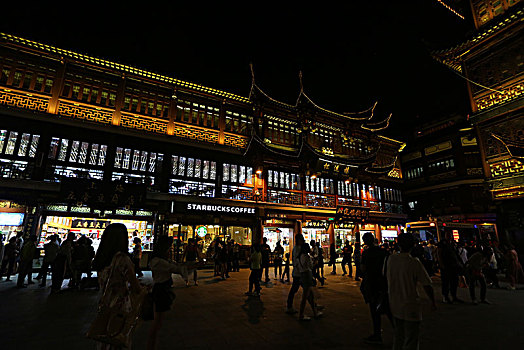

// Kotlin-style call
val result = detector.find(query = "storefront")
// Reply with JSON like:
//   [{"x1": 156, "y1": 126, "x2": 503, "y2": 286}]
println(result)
[
  {"x1": 263, "y1": 218, "x2": 293, "y2": 255},
  {"x1": 39, "y1": 205, "x2": 154, "y2": 253},
  {"x1": 302, "y1": 220, "x2": 331, "y2": 250},
  {"x1": 0, "y1": 200, "x2": 27, "y2": 242},
  {"x1": 334, "y1": 223, "x2": 356, "y2": 248},
  {"x1": 166, "y1": 200, "x2": 257, "y2": 261}
]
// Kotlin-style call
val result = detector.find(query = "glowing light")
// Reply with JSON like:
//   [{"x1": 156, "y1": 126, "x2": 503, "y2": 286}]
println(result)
[{"x1": 436, "y1": 0, "x2": 465, "y2": 20}]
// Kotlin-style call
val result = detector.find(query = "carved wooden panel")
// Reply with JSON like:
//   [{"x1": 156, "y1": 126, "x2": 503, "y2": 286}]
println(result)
[
  {"x1": 0, "y1": 89, "x2": 49, "y2": 112},
  {"x1": 120, "y1": 113, "x2": 167, "y2": 134},
  {"x1": 57, "y1": 100, "x2": 112, "y2": 124}
]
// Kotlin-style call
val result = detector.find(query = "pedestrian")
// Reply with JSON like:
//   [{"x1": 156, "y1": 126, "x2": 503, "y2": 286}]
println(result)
[
  {"x1": 132, "y1": 237, "x2": 143, "y2": 277},
  {"x1": 281, "y1": 252, "x2": 290, "y2": 282},
  {"x1": 465, "y1": 247, "x2": 491, "y2": 305},
  {"x1": 457, "y1": 242, "x2": 468, "y2": 265},
  {"x1": 297, "y1": 243, "x2": 322, "y2": 321},
  {"x1": 37, "y1": 234, "x2": 59, "y2": 287},
  {"x1": 0, "y1": 237, "x2": 18, "y2": 281},
  {"x1": 354, "y1": 242, "x2": 362, "y2": 281},
  {"x1": 16, "y1": 234, "x2": 38, "y2": 288},
  {"x1": 386, "y1": 232, "x2": 436, "y2": 350},
  {"x1": 360, "y1": 232, "x2": 393, "y2": 345},
  {"x1": 261, "y1": 237, "x2": 271, "y2": 283},
  {"x1": 273, "y1": 240, "x2": 284, "y2": 279},
  {"x1": 504, "y1": 245, "x2": 524, "y2": 290},
  {"x1": 90, "y1": 223, "x2": 143, "y2": 349},
  {"x1": 286, "y1": 233, "x2": 305, "y2": 314},
  {"x1": 317, "y1": 241, "x2": 325, "y2": 280},
  {"x1": 329, "y1": 242, "x2": 337, "y2": 274},
  {"x1": 51, "y1": 232, "x2": 75, "y2": 293},
  {"x1": 341, "y1": 241, "x2": 353, "y2": 277},
  {"x1": 437, "y1": 231, "x2": 465, "y2": 304},
  {"x1": 216, "y1": 238, "x2": 228, "y2": 279},
  {"x1": 232, "y1": 240, "x2": 240, "y2": 272},
  {"x1": 483, "y1": 247, "x2": 500, "y2": 288},
  {"x1": 71, "y1": 235, "x2": 93, "y2": 288},
  {"x1": 182, "y1": 238, "x2": 202, "y2": 286},
  {"x1": 245, "y1": 243, "x2": 262, "y2": 297},
  {"x1": 147, "y1": 235, "x2": 179, "y2": 350},
  {"x1": 309, "y1": 240, "x2": 324, "y2": 286}
]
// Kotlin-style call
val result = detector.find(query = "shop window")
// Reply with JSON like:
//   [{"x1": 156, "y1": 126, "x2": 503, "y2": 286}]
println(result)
[
  {"x1": 168, "y1": 179, "x2": 216, "y2": 197},
  {"x1": 306, "y1": 176, "x2": 334, "y2": 194}
]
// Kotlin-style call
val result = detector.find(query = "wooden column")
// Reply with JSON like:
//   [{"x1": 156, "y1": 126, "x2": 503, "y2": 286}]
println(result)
[
  {"x1": 47, "y1": 61, "x2": 67, "y2": 115},
  {"x1": 111, "y1": 74, "x2": 126, "y2": 126}
]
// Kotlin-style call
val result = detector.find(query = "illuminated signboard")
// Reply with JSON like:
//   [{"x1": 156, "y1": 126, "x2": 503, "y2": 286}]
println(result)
[
  {"x1": 0, "y1": 212, "x2": 25, "y2": 226},
  {"x1": 452, "y1": 229, "x2": 460, "y2": 241},
  {"x1": 186, "y1": 203, "x2": 255, "y2": 214},
  {"x1": 71, "y1": 219, "x2": 110, "y2": 229},
  {"x1": 336, "y1": 205, "x2": 370, "y2": 221}
]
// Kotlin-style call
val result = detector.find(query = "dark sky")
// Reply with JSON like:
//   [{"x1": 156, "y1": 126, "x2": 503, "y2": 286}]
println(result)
[{"x1": 1, "y1": 2, "x2": 473, "y2": 140}]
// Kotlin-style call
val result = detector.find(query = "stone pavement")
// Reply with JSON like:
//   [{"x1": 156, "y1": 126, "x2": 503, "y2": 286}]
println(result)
[{"x1": 0, "y1": 268, "x2": 523, "y2": 350}]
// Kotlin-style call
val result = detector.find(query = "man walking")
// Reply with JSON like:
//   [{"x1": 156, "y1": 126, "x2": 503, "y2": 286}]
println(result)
[
  {"x1": 360, "y1": 233, "x2": 393, "y2": 345},
  {"x1": 341, "y1": 241, "x2": 353, "y2": 277},
  {"x1": 437, "y1": 231, "x2": 464, "y2": 304},
  {"x1": 286, "y1": 233, "x2": 317, "y2": 314},
  {"x1": 387, "y1": 232, "x2": 436, "y2": 350}
]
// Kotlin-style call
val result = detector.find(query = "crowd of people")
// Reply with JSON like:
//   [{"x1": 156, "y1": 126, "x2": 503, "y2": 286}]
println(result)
[{"x1": 2, "y1": 226, "x2": 524, "y2": 350}]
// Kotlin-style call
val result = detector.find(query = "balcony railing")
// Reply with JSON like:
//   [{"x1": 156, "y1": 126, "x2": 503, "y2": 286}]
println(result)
[{"x1": 267, "y1": 189, "x2": 303, "y2": 205}]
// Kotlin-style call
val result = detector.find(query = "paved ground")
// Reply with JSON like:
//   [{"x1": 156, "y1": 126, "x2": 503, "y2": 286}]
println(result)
[{"x1": 0, "y1": 268, "x2": 523, "y2": 350}]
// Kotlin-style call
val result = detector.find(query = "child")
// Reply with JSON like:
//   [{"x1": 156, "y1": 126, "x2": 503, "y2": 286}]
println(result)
[
  {"x1": 281, "y1": 252, "x2": 290, "y2": 283},
  {"x1": 245, "y1": 244, "x2": 262, "y2": 297}
]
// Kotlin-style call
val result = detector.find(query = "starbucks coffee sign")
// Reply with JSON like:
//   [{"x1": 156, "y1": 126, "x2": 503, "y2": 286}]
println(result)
[{"x1": 186, "y1": 203, "x2": 255, "y2": 214}]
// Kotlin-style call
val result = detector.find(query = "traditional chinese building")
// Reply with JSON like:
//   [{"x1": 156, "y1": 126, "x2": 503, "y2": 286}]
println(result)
[
  {"x1": 432, "y1": 0, "x2": 524, "y2": 247},
  {"x1": 0, "y1": 32, "x2": 405, "y2": 258}
]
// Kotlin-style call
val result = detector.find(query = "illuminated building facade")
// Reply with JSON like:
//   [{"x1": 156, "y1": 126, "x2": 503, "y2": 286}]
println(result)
[
  {"x1": 401, "y1": 114, "x2": 496, "y2": 242},
  {"x1": 433, "y1": 0, "x2": 523, "y2": 246},
  {"x1": 0, "y1": 33, "x2": 405, "y2": 257}
]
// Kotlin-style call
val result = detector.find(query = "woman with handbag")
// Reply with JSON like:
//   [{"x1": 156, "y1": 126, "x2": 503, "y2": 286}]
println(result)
[
  {"x1": 89, "y1": 223, "x2": 144, "y2": 349},
  {"x1": 147, "y1": 236, "x2": 178, "y2": 350}
]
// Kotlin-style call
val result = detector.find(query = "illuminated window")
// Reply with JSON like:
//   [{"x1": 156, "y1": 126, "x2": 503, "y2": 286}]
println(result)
[
  {"x1": 132, "y1": 150, "x2": 140, "y2": 170},
  {"x1": 17, "y1": 133, "x2": 30, "y2": 156},
  {"x1": 210, "y1": 161, "x2": 216, "y2": 180},
  {"x1": 98, "y1": 145, "x2": 107, "y2": 166},
  {"x1": 69, "y1": 141, "x2": 80, "y2": 162},
  {"x1": 5, "y1": 131, "x2": 18, "y2": 155},
  {"x1": 223, "y1": 163, "x2": 230, "y2": 182},
  {"x1": 149, "y1": 152, "x2": 158, "y2": 172},
  {"x1": 89, "y1": 144, "x2": 99, "y2": 165},
  {"x1": 122, "y1": 148, "x2": 131, "y2": 169},
  {"x1": 194, "y1": 159, "x2": 201, "y2": 178},
  {"x1": 28, "y1": 135, "x2": 39, "y2": 158},
  {"x1": 48, "y1": 137, "x2": 59, "y2": 159},
  {"x1": 172, "y1": 156, "x2": 179, "y2": 175},
  {"x1": 140, "y1": 151, "x2": 148, "y2": 171},
  {"x1": 114, "y1": 147, "x2": 123, "y2": 168},
  {"x1": 187, "y1": 158, "x2": 195, "y2": 177},
  {"x1": 78, "y1": 142, "x2": 89, "y2": 163},
  {"x1": 178, "y1": 156, "x2": 186, "y2": 176},
  {"x1": 0, "y1": 68, "x2": 10, "y2": 84}
]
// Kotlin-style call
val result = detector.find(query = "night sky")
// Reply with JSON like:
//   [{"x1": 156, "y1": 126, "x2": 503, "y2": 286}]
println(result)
[{"x1": 1, "y1": 2, "x2": 474, "y2": 140}]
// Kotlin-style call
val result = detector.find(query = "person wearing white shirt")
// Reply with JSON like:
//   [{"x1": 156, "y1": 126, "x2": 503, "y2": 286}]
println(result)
[{"x1": 387, "y1": 233, "x2": 436, "y2": 350}]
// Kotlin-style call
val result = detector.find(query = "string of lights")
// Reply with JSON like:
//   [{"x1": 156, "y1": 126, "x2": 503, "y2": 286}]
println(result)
[{"x1": 436, "y1": 0, "x2": 465, "y2": 20}]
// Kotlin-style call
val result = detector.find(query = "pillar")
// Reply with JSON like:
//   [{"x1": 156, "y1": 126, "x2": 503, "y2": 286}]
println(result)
[{"x1": 375, "y1": 224, "x2": 382, "y2": 244}]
